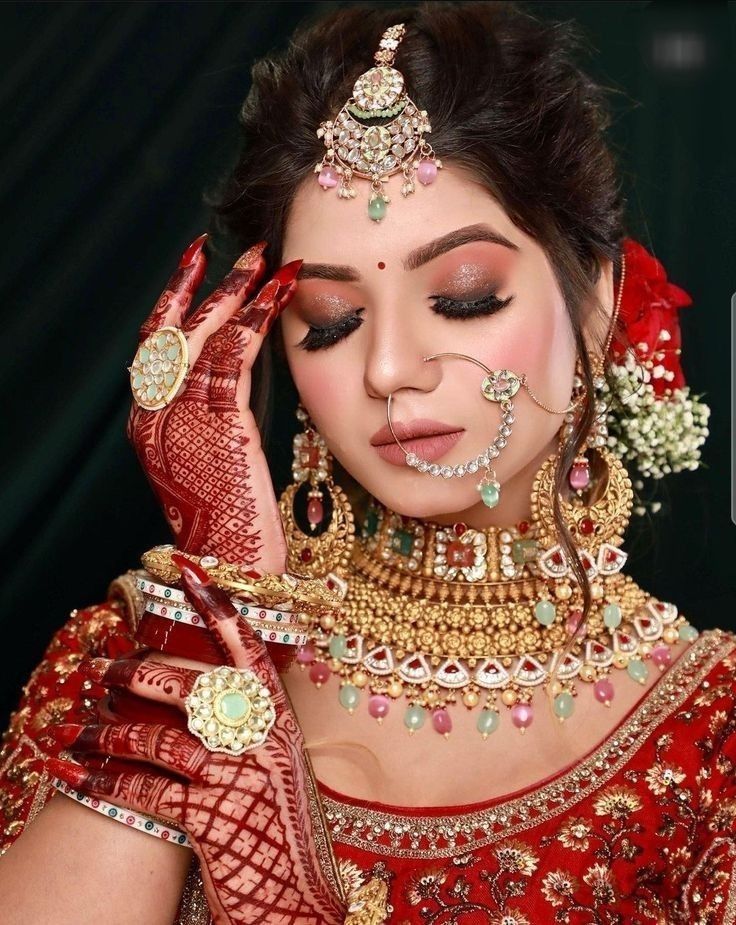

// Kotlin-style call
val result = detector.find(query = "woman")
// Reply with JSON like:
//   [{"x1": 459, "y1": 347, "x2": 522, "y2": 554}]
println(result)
[{"x1": 0, "y1": 3, "x2": 729, "y2": 923}]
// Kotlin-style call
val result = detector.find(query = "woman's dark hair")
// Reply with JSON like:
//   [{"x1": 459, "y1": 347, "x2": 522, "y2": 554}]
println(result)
[{"x1": 206, "y1": 0, "x2": 631, "y2": 684}]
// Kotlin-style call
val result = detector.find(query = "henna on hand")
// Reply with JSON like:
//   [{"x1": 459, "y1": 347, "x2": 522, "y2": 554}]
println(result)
[
  {"x1": 127, "y1": 240, "x2": 302, "y2": 573},
  {"x1": 48, "y1": 570, "x2": 346, "y2": 924}
]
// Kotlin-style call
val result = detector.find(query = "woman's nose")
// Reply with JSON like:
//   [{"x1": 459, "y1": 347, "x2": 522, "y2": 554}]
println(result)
[{"x1": 362, "y1": 306, "x2": 440, "y2": 401}]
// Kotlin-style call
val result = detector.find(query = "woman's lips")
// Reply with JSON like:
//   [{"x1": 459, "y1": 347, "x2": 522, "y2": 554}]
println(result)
[{"x1": 374, "y1": 431, "x2": 465, "y2": 466}]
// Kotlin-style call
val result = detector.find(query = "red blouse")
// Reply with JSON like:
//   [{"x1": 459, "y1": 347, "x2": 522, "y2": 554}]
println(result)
[
  {"x1": 1, "y1": 594, "x2": 735, "y2": 925},
  {"x1": 318, "y1": 628, "x2": 736, "y2": 924}
]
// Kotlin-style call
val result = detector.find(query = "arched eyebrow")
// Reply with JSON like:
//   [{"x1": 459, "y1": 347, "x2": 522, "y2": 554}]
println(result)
[{"x1": 296, "y1": 223, "x2": 519, "y2": 282}]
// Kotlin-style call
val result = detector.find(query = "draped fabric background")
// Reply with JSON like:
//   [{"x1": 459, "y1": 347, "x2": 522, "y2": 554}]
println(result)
[{"x1": 0, "y1": 1, "x2": 733, "y2": 728}]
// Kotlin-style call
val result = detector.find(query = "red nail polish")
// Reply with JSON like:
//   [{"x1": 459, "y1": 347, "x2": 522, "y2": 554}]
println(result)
[
  {"x1": 179, "y1": 233, "x2": 208, "y2": 268},
  {"x1": 47, "y1": 757, "x2": 90, "y2": 789},
  {"x1": 232, "y1": 240, "x2": 268, "y2": 271},
  {"x1": 272, "y1": 258, "x2": 303, "y2": 287},
  {"x1": 46, "y1": 724, "x2": 85, "y2": 747},
  {"x1": 172, "y1": 553, "x2": 210, "y2": 586},
  {"x1": 78, "y1": 657, "x2": 112, "y2": 683}
]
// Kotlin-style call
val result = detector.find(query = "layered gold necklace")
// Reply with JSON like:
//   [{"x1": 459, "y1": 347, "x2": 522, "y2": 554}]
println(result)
[{"x1": 290, "y1": 448, "x2": 700, "y2": 738}]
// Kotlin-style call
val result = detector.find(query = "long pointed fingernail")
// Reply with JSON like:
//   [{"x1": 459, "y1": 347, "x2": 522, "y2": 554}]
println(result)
[
  {"x1": 233, "y1": 240, "x2": 268, "y2": 270},
  {"x1": 47, "y1": 757, "x2": 90, "y2": 789},
  {"x1": 179, "y1": 233, "x2": 208, "y2": 268},
  {"x1": 78, "y1": 657, "x2": 113, "y2": 683},
  {"x1": 273, "y1": 259, "x2": 303, "y2": 294},
  {"x1": 44, "y1": 723, "x2": 85, "y2": 748},
  {"x1": 172, "y1": 553, "x2": 211, "y2": 586}
]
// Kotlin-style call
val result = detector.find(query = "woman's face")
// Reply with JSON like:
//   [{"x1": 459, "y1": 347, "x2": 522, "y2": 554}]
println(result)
[{"x1": 280, "y1": 165, "x2": 612, "y2": 526}]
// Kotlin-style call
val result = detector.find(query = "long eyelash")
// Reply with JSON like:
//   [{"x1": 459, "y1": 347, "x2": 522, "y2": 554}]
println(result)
[
  {"x1": 431, "y1": 291, "x2": 514, "y2": 319},
  {"x1": 296, "y1": 308, "x2": 365, "y2": 352}
]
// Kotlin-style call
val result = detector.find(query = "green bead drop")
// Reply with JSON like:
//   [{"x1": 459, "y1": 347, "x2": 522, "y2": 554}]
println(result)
[
  {"x1": 553, "y1": 691, "x2": 575, "y2": 720},
  {"x1": 534, "y1": 599, "x2": 556, "y2": 626},
  {"x1": 404, "y1": 705, "x2": 426, "y2": 732},
  {"x1": 679, "y1": 624, "x2": 699, "y2": 642},
  {"x1": 329, "y1": 634, "x2": 347, "y2": 659},
  {"x1": 139, "y1": 347, "x2": 150, "y2": 362},
  {"x1": 167, "y1": 343, "x2": 180, "y2": 360},
  {"x1": 338, "y1": 685, "x2": 360, "y2": 712},
  {"x1": 368, "y1": 196, "x2": 387, "y2": 222},
  {"x1": 476, "y1": 709, "x2": 500, "y2": 737},
  {"x1": 146, "y1": 382, "x2": 158, "y2": 400},
  {"x1": 133, "y1": 372, "x2": 144, "y2": 389},
  {"x1": 480, "y1": 482, "x2": 500, "y2": 508},
  {"x1": 603, "y1": 603, "x2": 622, "y2": 629},
  {"x1": 627, "y1": 658, "x2": 649, "y2": 684}
]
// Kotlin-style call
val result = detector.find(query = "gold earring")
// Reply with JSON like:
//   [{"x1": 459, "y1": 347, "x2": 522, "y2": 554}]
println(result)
[{"x1": 279, "y1": 405, "x2": 356, "y2": 580}]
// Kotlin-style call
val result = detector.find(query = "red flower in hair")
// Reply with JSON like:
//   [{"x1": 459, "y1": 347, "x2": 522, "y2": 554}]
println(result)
[{"x1": 610, "y1": 238, "x2": 693, "y2": 397}]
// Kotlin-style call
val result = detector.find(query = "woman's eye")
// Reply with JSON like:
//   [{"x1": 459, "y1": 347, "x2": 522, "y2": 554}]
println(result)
[
  {"x1": 295, "y1": 309, "x2": 365, "y2": 352},
  {"x1": 430, "y1": 290, "x2": 514, "y2": 319}
]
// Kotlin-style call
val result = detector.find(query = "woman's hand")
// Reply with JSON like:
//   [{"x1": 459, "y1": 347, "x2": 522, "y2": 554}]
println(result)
[
  {"x1": 128, "y1": 235, "x2": 300, "y2": 573},
  {"x1": 48, "y1": 557, "x2": 346, "y2": 925}
]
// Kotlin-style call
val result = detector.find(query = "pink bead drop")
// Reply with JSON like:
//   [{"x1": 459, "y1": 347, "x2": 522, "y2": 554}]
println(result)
[
  {"x1": 307, "y1": 497, "x2": 324, "y2": 527},
  {"x1": 368, "y1": 694, "x2": 390, "y2": 721},
  {"x1": 431, "y1": 708, "x2": 453, "y2": 736},
  {"x1": 594, "y1": 677, "x2": 615, "y2": 705},
  {"x1": 569, "y1": 463, "x2": 590, "y2": 490},
  {"x1": 296, "y1": 644, "x2": 316, "y2": 665},
  {"x1": 309, "y1": 662, "x2": 331, "y2": 687},
  {"x1": 651, "y1": 643, "x2": 672, "y2": 669},
  {"x1": 417, "y1": 159, "x2": 438, "y2": 185},
  {"x1": 511, "y1": 703, "x2": 534, "y2": 731},
  {"x1": 565, "y1": 609, "x2": 586, "y2": 638},
  {"x1": 317, "y1": 166, "x2": 339, "y2": 189}
]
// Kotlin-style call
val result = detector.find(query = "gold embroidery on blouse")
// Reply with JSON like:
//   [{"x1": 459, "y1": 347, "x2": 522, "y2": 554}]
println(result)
[{"x1": 322, "y1": 630, "x2": 735, "y2": 859}]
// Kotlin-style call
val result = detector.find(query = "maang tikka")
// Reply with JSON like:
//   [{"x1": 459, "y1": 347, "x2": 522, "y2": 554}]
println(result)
[
  {"x1": 387, "y1": 355, "x2": 582, "y2": 509},
  {"x1": 314, "y1": 22, "x2": 442, "y2": 222}
]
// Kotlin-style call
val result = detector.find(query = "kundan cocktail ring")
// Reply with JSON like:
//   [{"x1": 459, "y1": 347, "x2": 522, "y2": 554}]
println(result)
[
  {"x1": 185, "y1": 666, "x2": 277, "y2": 755},
  {"x1": 129, "y1": 326, "x2": 189, "y2": 411}
]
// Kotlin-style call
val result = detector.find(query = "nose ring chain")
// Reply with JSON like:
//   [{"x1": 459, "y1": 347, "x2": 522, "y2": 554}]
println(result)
[{"x1": 386, "y1": 353, "x2": 580, "y2": 508}]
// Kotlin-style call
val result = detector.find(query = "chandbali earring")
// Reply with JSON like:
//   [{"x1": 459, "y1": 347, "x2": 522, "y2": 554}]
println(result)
[
  {"x1": 386, "y1": 353, "x2": 582, "y2": 509},
  {"x1": 278, "y1": 404, "x2": 356, "y2": 582}
]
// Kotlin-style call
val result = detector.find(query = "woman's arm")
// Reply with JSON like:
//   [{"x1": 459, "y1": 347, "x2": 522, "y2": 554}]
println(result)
[{"x1": 0, "y1": 796, "x2": 192, "y2": 925}]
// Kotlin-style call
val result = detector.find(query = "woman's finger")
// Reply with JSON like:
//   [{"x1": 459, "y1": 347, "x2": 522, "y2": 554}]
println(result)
[
  {"x1": 139, "y1": 233, "x2": 208, "y2": 340},
  {"x1": 171, "y1": 556, "x2": 267, "y2": 672},
  {"x1": 47, "y1": 757, "x2": 186, "y2": 825},
  {"x1": 48, "y1": 723, "x2": 210, "y2": 783},
  {"x1": 79, "y1": 657, "x2": 201, "y2": 709},
  {"x1": 180, "y1": 241, "x2": 268, "y2": 356},
  {"x1": 187, "y1": 258, "x2": 302, "y2": 412}
]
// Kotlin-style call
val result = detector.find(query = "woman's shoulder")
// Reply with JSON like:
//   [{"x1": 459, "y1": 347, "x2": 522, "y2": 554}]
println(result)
[{"x1": 0, "y1": 573, "x2": 140, "y2": 854}]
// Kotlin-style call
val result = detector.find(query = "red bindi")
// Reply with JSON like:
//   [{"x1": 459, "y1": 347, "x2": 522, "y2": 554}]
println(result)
[{"x1": 377, "y1": 261, "x2": 386, "y2": 270}]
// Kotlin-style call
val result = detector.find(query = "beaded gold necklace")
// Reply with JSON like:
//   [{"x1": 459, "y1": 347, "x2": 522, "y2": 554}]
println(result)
[{"x1": 296, "y1": 496, "x2": 699, "y2": 738}]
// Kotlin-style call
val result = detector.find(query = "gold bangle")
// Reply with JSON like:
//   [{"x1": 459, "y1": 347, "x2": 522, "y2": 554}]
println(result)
[{"x1": 140, "y1": 546, "x2": 344, "y2": 618}]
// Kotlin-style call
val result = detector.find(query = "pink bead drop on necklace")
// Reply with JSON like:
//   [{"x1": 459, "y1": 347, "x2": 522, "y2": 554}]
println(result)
[
  {"x1": 511, "y1": 702, "x2": 533, "y2": 732},
  {"x1": 565, "y1": 609, "x2": 586, "y2": 638},
  {"x1": 651, "y1": 643, "x2": 672, "y2": 669},
  {"x1": 594, "y1": 677, "x2": 615, "y2": 706},
  {"x1": 431, "y1": 708, "x2": 453, "y2": 736},
  {"x1": 417, "y1": 159, "x2": 437, "y2": 185},
  {"x1": 309, "y1": 662, "x2": 331, "y2": 687},
  {"x1": 307, "y1": 496, "x2": 324, "y2": 527},
  {"x1": 317, "y1": 165, "x2": 339, "y2": 189},
  {"x1": 368, "y1": 694, "x2": 390, "y2": 722},
  {"x1": 569, "y1": 462, "x2": 590, "y2": 491},
  {"x1": 296, "y1": 644, "x2": 316, "y2": 666}
]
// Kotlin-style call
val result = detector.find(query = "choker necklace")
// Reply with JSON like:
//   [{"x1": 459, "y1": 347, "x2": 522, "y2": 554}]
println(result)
[{"x1": 295, "y1": 450, "x2": 700, "y2": 738}]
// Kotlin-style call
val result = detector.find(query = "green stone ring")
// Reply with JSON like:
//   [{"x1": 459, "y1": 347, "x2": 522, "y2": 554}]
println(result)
[
  {"x1": 185, "y1": 666, "x2": 277, "y2": 755},
  {"x1": 129, "y1": 326, "x2": 189, "y2": 411}
]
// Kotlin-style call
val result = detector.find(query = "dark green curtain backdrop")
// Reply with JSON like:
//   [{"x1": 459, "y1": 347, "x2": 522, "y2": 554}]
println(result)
[{"x1": 0, "y1": 1, "x2": 733, "y2": 728}]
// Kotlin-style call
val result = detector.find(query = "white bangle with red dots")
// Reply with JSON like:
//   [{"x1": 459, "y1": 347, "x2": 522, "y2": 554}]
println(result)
[{"x1": 52, "y1": 778, "x2": 191, "y2": 847}]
